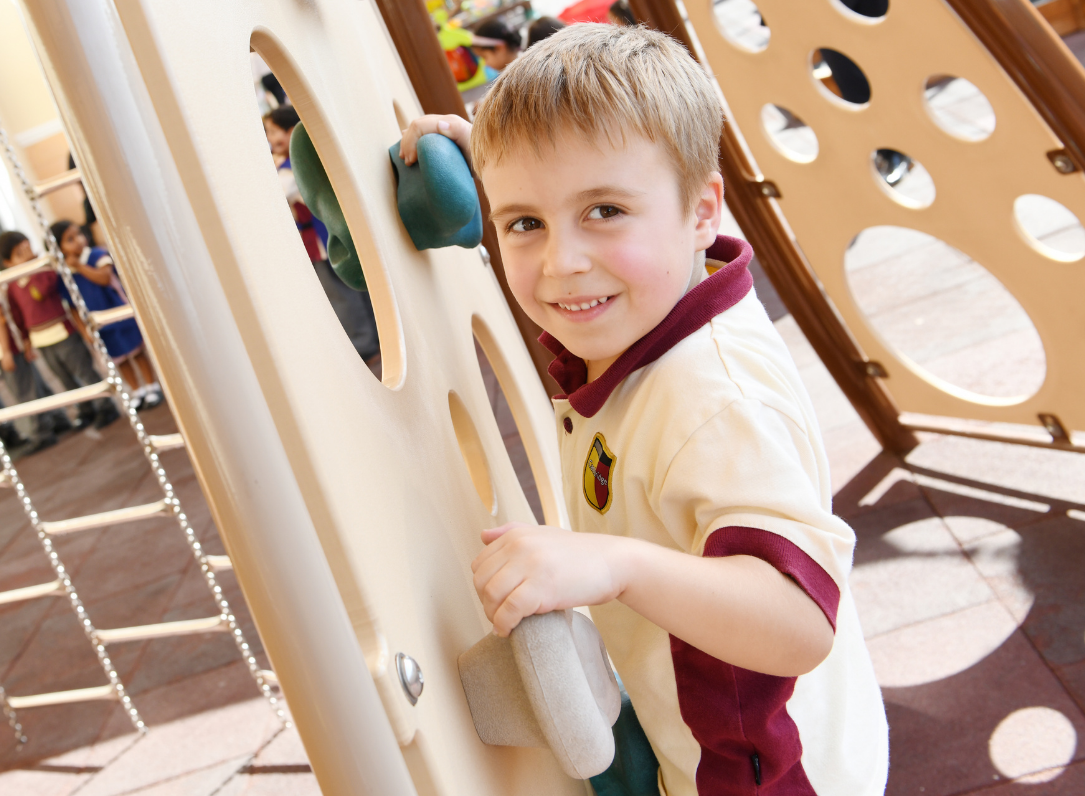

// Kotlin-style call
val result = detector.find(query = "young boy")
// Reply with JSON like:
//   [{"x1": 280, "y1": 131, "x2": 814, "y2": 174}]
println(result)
[
  {"x1": 0, "y1": 231, "x2": 118, "y2": 430},
  {"x1": 401, "y1": 24, "x2": 887, "y2": 796}
]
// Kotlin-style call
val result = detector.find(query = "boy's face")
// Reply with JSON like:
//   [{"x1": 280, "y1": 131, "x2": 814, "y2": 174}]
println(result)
[
  {"x1": 482, "y1": 133, "x2": 722, "y2": 377},
  {"x1": 2, "y1": 240, "x2": 35, "y2": 268}
]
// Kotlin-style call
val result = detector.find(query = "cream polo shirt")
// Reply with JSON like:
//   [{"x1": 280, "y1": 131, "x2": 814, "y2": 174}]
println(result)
[{"x1": 540, "y1": 237, "x2": 887, "y2": 796}]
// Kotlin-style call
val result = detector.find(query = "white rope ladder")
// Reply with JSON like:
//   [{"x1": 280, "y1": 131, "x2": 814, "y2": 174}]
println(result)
[{"x1": 0, "y1": 124, "x2": 286, "y2": 745}]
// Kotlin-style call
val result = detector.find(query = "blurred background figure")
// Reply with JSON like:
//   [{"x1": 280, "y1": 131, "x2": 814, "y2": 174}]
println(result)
[
  {"x1": 526, "y1": 16, "x2": 566, "y2": 48},
  {"x1": 471, "y1": 18, "x2": 523, "y2": 73},
  {"x1": 50, "y1": 219, "x2": 164, "y2": 410},
  {"x1": 607, "y1": 0, "x2": 636, "y2": 26},
  {"x1": 262, "y1": 106, "x2": 381, "y2": 364}
]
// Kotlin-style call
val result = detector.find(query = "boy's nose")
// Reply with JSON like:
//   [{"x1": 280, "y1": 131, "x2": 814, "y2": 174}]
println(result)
[{"x1": 541, "y1": 232, "x2": 591, "y2": 278}]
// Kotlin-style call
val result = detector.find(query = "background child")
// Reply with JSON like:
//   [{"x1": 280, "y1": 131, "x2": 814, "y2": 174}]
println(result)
[
  {"x1": 0, "y1": 231, "x2": 118, "y2": 430},
  {"x1": 50, "y1": 220, "x2": 163, "y2": 410},
  {"x1": 401, "y1": 24, "x2": 887, "y2": 796},
  {"x1": 263, "y1": 106, "x2": 381, "y2": 364}
]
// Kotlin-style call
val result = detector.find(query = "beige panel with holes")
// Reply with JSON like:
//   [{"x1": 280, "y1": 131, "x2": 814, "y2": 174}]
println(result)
[
  {"x1": 688, "y1": 0, "x2": 1084, "y2": 435},
  {"x1": 113, "y1": 0, "x2": 578, "y2": 793}
]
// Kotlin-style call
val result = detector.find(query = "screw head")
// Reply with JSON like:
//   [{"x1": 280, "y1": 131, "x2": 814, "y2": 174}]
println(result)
[
  {"x1": 1053, "y1": 154, "x2": 1076, "y2": 174},
  {"x1": 396, "y1": 652, "x2": 424, "y2": 705}
]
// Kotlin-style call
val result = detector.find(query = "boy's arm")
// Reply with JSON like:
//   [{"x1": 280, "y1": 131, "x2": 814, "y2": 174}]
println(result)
[
  {"x1": 473, "y1": 525, "x2": 833, "y2": 678},
  {"x1": 474, "y1": 399, "x2": 850, "y2": 679}
]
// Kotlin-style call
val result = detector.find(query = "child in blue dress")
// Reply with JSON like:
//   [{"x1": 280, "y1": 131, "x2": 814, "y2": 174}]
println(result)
[{"x1": 50, "y1": 221, "x2": 163, "y2": 410}]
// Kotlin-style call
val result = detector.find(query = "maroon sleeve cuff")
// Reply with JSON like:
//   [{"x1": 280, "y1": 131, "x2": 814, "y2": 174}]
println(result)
[{"x1": 704, "y1": 526, "x2": 841, "y2": 631}]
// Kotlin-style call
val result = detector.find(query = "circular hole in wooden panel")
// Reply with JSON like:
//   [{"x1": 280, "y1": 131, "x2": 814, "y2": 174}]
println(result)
[
  {"x1": 870, "y1": 149, "x2": 935, "y2": 209},
  {"x1": 828, "y1": 0, "x2": 889, "y2": 21},
  {"x1": 448, "y1": 390, "x2": 496, "y2": 515},
  {"x1": 761, "y1": 104, "x2": 819, "y2": 163},
  {"x1": 251, "y1": 31, "x2": 406, "y2": 389},
  {"x1": 923, "y1": 75, "x2": 996, "y2": 142},
  {"x1": 712, "y1": 0, "x2": 770, "y2": 53},
  {"x1": 845, "y1": 226, "x2": 1046, "y2": 400},
  {"x1": 473, "y1": 316, "x2": 561, "y2": 525},
  {"x1": 1013, "y1": 194, "x2": 1085, "y2": 262},
  {"x1": 811, "y1": 48, "x2": 870, "y2": 107},
  {"x1": 828, "y1": 0, "x2": 888, "y2": 22}
]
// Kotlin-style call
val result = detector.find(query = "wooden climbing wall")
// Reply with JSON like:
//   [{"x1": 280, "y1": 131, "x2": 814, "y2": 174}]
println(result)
[{"x1": 676, "y1": 0, "x2": 1084, "y2": 441}]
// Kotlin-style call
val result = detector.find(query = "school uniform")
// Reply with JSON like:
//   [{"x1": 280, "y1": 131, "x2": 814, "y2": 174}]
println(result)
[
  {"x1": 60, "y1": 247, "x2": 144, "y2": 360},
  {"x1": 543, "y1": 236, "x2": 888, "y2": 796}
]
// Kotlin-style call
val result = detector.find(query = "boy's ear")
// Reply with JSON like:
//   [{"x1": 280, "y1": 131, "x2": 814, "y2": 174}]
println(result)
[{"x1": 692, "y1": 172, "x2": 724, "y2": 251}]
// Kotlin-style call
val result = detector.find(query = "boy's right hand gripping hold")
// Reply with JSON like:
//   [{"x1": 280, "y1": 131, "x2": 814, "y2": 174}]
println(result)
[{"x1": 399, "y1": 115, "x2": 473, "y2": 169}]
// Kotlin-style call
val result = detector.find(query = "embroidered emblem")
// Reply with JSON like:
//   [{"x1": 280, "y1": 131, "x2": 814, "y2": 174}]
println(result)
[{"x1": 583, "y1": 432, "x2": 616, "y2": 514}]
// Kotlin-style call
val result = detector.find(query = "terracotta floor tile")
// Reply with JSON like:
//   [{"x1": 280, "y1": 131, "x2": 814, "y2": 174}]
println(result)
[
  {"x1": 75, "y1": 698, "x2": 275, "y2": 796},
  {"x1": 883, "y1": 630, "x2": 1085, "y2": 796},
  {"x1": 959, "y1": 760, "x2": 1085, "y2": 795},
  {"x1": 851, "y1": 514, "x2": 996, "y2": 638},
  {"x1": 0, "y1": 766, "x2": 90, "y2": 796},
  {"x1": 122, "y1": 754, "x2": 249, "y2": 795},
  {"x1": 866, "y1": 601, "x2": 1019, "y2": 689},
  {"x1": 216, "y1": 770, "x2": 322, "y2": 796}
]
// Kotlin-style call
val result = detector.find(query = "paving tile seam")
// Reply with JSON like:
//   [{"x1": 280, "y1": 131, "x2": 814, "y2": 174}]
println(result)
[
  {"x1": 944, "y1": 759, "x2": 1085, "y2": 795},
  {"x1": 861, "y1": 597, "x2": 1009, "y2": 643},
  {"x1": 84, "y1": 752, "x2": 253, "y2": 796},
  {"x1": 206, "y1": 725, "x2": 288, "y2": 796}
]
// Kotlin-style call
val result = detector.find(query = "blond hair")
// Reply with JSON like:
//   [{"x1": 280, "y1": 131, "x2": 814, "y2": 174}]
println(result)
[{"x1": 471, "y1": 23, "x2": 722, "y2": 209}]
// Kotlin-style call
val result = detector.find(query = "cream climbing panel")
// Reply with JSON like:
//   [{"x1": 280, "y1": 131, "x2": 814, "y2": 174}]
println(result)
[{"x1": 73, "y1": 0, "x2": 582, "y2": 793}]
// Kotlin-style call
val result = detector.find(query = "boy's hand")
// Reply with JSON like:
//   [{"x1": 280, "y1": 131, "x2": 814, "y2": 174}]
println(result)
[
  {"x1": 471, "y1": 523, "x2": 627, "y2": 636},
  {"x1": 23, "y1": 347, "x2": 36, "y2": 362},
  {"x1": 399, "y1": 114, "x2": 473, "y2": 170}
]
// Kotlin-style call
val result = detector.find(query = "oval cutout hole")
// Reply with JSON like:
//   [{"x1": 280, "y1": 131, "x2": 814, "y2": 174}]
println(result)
[
  {"x1": 846, "y1": 226, "x2": 1046, "y2": 401},
  {"x1": 923, "y1": 75, "x2": 996, "y2": 142},
  {"x1": 1013, "y1": 194, "x2": 1085, "y2": 262},
  {"x1": 712, "y1": 0, "x2": 770, "y2": 53},
  {"x1": 761, "y1": 104, "x2": 819, "y2": 163},
  {"x1": 812, "y1": 48, "x2": 870, "y2": 107},
  {"x1": 871, "y1": 149, "x2": 935, "y2": 209},
  {"x1": 473, "y1": 315, "x2": 561, "y2": 525},
  {"x1": 448, "y1": 390, "x2": 496, "y2": 515},
  {"x1": 251, "y1": 30, "x2": 407, "y2": 389},
  {"x1": 829, "y1": 0, "x2": 888, "y2": 21}
]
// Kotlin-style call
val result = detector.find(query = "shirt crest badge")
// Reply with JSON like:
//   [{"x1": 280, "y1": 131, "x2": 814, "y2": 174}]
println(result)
[{"x1": 583, "y1": 432, "x2": 616, "y2": 514}]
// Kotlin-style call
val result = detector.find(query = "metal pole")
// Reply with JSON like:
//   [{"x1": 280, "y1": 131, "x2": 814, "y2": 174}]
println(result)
[{"x1": 14, "y1": 1, "x2": 417, "y2": 793}]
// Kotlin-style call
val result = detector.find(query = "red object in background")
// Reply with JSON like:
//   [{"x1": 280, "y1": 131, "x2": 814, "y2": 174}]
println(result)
[
  {"x1": 558, "y1": 0, "x2": 613, "y2": 24},
  {"x1": 446, "y1": 45, "x2": 479, "y2": 83}
]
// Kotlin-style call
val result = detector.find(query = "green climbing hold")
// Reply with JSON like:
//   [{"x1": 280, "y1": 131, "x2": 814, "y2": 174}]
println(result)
[
  {"x1": 289, "y1": 122, "x2": 367, "y2": 291},
  {"x1": 389, "y1": 134, "x2": 483, "y2": 251}
]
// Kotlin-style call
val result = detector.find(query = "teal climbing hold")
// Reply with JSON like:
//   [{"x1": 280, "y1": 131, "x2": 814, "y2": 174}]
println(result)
[
  {"x1": 389, "y1": 134, "x2": 483, "y2": 251},
  {"x1": 589, "y1": 678, "x2": 661, "y2": 796},
  {"x1": 289, "y1": 122, "x2": 367, "y2": 291}
]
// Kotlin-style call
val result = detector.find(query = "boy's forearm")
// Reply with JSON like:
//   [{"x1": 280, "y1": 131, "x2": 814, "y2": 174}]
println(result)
[{"x1": 611, "y1": 538, "x2": 834, "y2": 677}]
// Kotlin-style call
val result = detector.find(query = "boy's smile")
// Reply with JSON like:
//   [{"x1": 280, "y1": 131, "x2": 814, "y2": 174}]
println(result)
[{"x1": 482, "y1": 133, "x2": 722, "y2": 382}]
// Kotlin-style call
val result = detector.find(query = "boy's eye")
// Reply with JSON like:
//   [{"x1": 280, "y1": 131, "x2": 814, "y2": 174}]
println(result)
[
  {"x1": 587, "y1": 205, "x2": 621, "y2": 220},
  {"x1": 509, "y1": 217, "x2": 543, "y2": 233}
]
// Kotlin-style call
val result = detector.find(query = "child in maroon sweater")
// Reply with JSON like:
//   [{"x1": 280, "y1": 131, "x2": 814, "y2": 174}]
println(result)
[{"x1": 0, "y1": 231, "x2": 118, "y2": 430}]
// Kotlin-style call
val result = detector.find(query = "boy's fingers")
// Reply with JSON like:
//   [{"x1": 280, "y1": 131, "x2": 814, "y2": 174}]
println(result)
[
  {"x1": 480, "y1": 523, "x2": 516, "y2": 545},
  {"x1": 491, "y1": 583, "x2": 542, "y2": 637}
]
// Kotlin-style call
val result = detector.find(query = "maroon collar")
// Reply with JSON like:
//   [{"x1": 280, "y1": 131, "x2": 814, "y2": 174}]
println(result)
[{"x1": 540, "y1": 235, "x2": 754, "y2": 418}]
